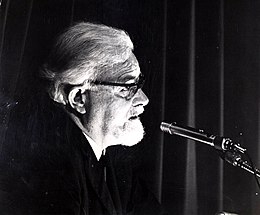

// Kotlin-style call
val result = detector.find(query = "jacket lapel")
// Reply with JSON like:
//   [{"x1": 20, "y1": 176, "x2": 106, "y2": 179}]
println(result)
[{"x1": 79, "y1": 133, "x2": 117, "y2": 215}]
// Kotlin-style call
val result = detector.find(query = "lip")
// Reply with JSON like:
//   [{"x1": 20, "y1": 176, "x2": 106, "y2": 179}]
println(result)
[
  {"x1": 128, "y1": 107, "x2": 144, "y2": 120},
  {"x1": 129, "y1": 115, "x2": 140, "y2": 121}
]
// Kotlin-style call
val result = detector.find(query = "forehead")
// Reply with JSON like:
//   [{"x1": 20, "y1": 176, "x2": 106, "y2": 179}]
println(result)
[{"x1": 101, "y1": 53, "x2": 141, "y2": 82}]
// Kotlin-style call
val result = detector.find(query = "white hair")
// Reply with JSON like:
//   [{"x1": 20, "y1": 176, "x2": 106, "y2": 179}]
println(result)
[{"x1": 40, "y1": 22, "x2": 134, "y2": 104}]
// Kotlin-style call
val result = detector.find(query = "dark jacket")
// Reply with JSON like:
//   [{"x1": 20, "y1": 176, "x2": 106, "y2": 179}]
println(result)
[{"x1": 0, "y1": 95, "x2": 164, "y2": 215}]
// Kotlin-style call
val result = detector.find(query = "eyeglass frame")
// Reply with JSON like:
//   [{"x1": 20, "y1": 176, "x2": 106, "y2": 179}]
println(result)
[{"x1": 91, "y1": 73, "x2": 145, "y2": 100}]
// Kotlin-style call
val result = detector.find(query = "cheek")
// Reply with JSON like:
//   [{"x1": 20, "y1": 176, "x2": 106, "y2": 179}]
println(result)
[{"x1": 106, "y1": 100, "x2": 132, "y2": 124}]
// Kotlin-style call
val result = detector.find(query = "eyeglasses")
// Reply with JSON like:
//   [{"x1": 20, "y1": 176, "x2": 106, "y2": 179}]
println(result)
[{"x1": 92, "y1": 73, "x2": 145, "y2": 100}]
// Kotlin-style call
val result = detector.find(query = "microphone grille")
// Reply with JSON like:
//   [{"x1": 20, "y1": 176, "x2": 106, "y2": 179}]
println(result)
[{"x1": 160, "y1": 122, "x2": 171, "y2": 133}]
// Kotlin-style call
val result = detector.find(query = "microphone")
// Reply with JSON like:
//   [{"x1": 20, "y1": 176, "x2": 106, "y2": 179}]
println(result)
[
  {"x1": 160, "y1": 122, "x2": 260, "y2": 180},
  {"x1": 160, "y1": 122, "x2": 246, "y2": 153}
]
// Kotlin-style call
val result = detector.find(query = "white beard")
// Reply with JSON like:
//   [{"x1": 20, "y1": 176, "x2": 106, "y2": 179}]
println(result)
[
  {"x1": 104, "y1": 118, "x2": 145, "y2": 148},
  {"x1": 120, "y1": 118, "x2": 145, "y2": 146}
]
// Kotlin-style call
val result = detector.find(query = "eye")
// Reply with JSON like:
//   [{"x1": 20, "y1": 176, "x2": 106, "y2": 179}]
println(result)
[
  {"x1": 119, "y1": 86, "x2": 129, "y2": 92},
  {"x1": 118, "y1": 87, "x2": 130, "y2": 96}
]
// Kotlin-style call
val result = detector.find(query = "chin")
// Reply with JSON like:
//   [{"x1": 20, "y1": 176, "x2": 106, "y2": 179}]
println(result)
[
  {"x1": 120, "y1": 118, "x2": 145, "y2": 146},
  {"x1": 109, "y1": 118, "x2": 145, "y2": 147}
]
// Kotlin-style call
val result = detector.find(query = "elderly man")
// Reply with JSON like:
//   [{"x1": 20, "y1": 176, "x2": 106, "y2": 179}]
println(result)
[
  {"x1": 0, "y1": 22, "x2": 164, "y2": 214},
  {"x1": 42, "y1": 22, "x2": 149, "y2": 157}
]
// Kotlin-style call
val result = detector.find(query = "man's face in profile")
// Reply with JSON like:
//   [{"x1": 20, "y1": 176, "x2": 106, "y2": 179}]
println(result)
[{"x1": 84, "y1": 54, "x2": 149, "y2": 148}]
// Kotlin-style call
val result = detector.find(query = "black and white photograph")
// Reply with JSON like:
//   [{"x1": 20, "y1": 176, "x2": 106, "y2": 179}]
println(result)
[{"x1": 0, "y1": 0, "x2": 260, "y2": 214}]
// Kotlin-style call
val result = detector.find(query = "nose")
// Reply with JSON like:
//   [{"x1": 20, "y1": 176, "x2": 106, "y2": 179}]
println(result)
[{"x1": 132, "y1": 89, "x2": 149, "y2": 106}]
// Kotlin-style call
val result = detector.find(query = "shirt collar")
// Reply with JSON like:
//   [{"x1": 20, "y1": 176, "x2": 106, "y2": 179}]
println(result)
[{"x1": 83, "y1": 132, "x2": 103, "y2": 161}]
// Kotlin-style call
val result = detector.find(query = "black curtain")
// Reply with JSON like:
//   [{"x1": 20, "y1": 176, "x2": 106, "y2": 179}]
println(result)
[{"x1": 1, "y1": 0, "x2": 260, "y2": 214}]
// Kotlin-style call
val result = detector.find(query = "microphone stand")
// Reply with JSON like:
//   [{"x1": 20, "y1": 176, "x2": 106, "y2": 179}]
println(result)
[
  {"x1": 218, "y1": 149, "x2": 260, "y2": 178},
  {"x1": 160, "y1": 122, "x2": 260, "y2": 180}
]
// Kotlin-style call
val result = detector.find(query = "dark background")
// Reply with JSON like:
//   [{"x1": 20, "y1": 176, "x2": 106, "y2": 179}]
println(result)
[{"x1": 1, "y1": 0, "x2": 260, "y2": 214}]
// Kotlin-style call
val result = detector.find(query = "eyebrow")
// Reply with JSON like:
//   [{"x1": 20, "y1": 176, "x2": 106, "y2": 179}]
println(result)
[
  {"x1": 122, "y1": 75, "x2": 138, "y2": 84},
  {"x1": 93, "y1": 73, "x2": 143, "y2": 86},
  {"x1": 116, "y1": 70, "x2": 140, "y2": 83}
]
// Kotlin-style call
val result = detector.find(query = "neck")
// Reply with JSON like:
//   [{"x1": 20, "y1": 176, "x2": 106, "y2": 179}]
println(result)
[{"x1": 67, "y1": 111, "x2": 107, "y2": 151}]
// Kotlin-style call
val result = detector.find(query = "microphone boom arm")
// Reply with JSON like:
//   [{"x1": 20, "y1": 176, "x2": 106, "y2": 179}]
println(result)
[
  {"x1": 160, "y1": 122, "x2": 260, "y2": 179},
  {"x1": 160, "y1": 122, "x2": 246, "y2": 153}
]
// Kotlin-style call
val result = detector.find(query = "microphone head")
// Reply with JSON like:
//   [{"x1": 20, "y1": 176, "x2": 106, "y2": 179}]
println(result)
[{"x1": 160, "y1": 122, "x2": 173, "y2": 134}]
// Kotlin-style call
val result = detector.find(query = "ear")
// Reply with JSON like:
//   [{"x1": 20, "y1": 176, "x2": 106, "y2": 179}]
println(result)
[{"x1": 68, "y1": 87, "x2": 87, "y2": 114}]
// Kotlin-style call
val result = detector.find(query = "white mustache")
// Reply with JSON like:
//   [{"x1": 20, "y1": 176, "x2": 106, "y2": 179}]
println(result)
[{"x1": 129, "y1": 107, "x2": 144, "y2": 118}]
